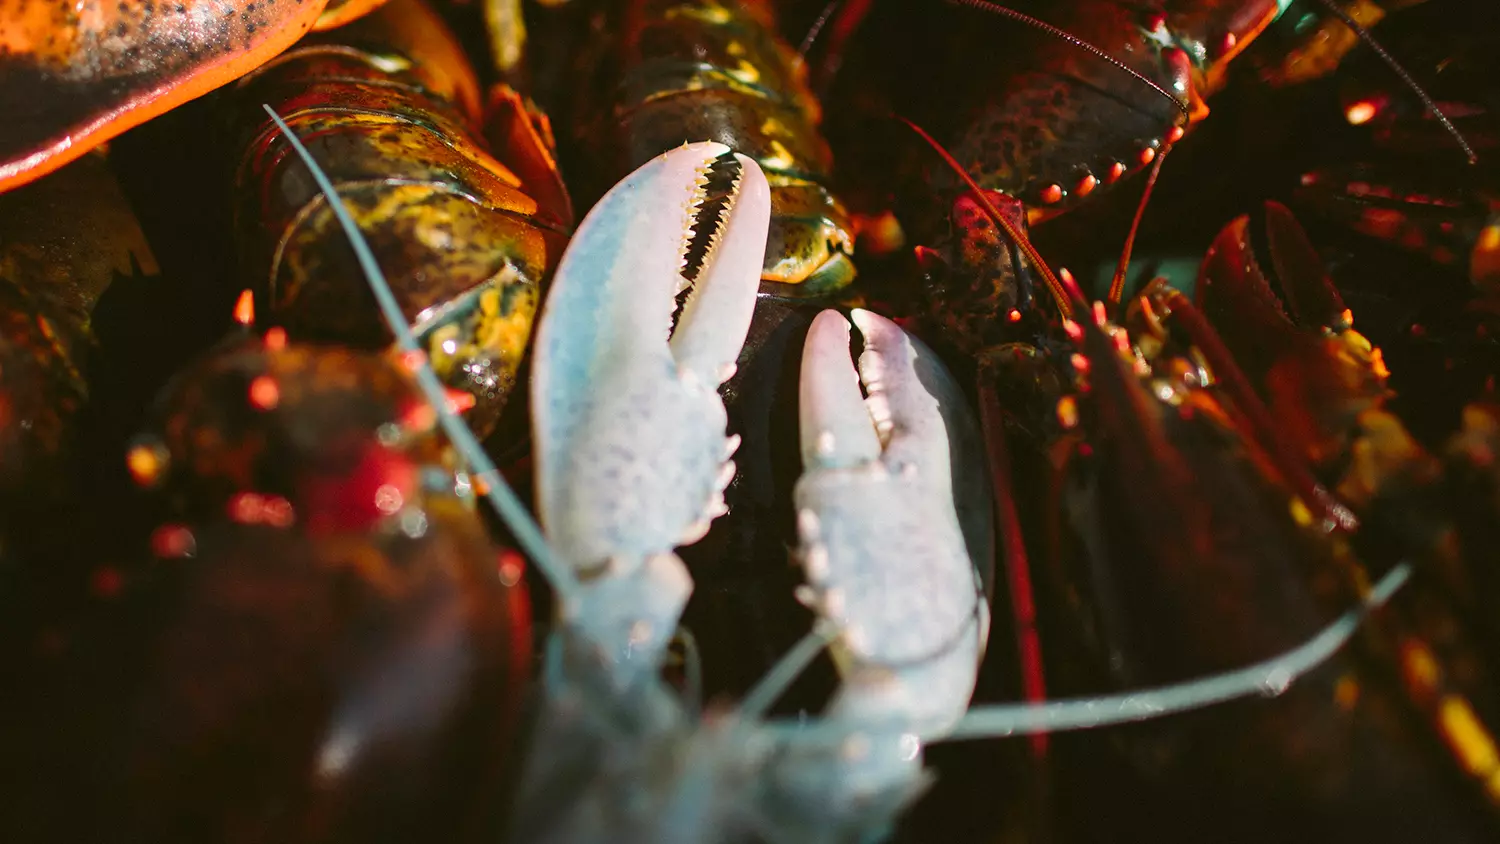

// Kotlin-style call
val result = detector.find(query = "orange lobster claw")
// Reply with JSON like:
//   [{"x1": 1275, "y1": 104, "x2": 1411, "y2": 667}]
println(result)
[{"x1": 0, "y1": 0, "x2": 391, "y2": 195}]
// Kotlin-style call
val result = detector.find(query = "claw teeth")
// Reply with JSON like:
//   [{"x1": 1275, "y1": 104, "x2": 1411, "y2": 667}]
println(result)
[
  {"x1": 716, "y1": 460, "x2": 737, "y2": 492},
  {"x1": 867, "y1": 393, "x2": 895, "y2": 444},
  {"x1": 797, "y1": 508, "x2": 821, "y2": 541},
  {"x1": 719, "y1": 362, "x2": 738, "y2": 382},
  {"x1": 795, "y1": 585, "x2": 819, "y2": 607},
  {"x1": 680, "y1": 517, "x2": 712, "y2": 546},
  {"x1": 724, "y1": 434, "x2": 742, "y2": 459},
  {"x1": 803, "y1": 542, "x2": 829, "y2": 581},
  {"x1": 708, "y1": 495, "x2": 730, "y2": 519}
]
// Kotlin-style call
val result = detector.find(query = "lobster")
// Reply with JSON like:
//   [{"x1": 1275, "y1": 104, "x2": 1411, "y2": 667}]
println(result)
[
  {"x1": 849, "y1": 79, "x2": 1500, "y2": 835},
  {"x1": 0, "y1": 148, "x2": 158, "y2": 554},
  {"x1": 1289, "y1": 0, "x2": 1500, "y2": 295},
  {"x1": 0, "y1": 323, "x2": 532, "y2": 843},
  {"x1": 1194, "y1": 200, "x2": 1500, "y2": 689},
  {"x1": 226, "y1": 0, "x2": 573, "y2": 439},
  {"x1": 0, "y1": 0, "x2": 402, "y2": 196},
  {"x1": 567, "y1": 0, "x2": 857, "y2": 299},
  {"x1": 263, "y1": 106, "x2": 1417, "y2": 842}
]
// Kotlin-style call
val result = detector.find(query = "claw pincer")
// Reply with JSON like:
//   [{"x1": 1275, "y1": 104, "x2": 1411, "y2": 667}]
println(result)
[
  {"x1": 767, "y1": 309, "x2": 993, "y2": 831},
  {"x1": 531, "y1": 142, "x2": 771, "y2": 676},
  {"x1": 795, "y1": 309, "x2": 991, "y2": 736}
]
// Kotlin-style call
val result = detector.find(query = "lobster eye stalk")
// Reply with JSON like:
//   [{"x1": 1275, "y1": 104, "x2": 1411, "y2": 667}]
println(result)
[{"x1": 260, "y1": 103, "x2": 583, "y2": 608}]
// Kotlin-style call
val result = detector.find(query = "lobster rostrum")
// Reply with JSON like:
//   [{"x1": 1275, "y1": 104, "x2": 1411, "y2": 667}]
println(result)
[
  {"x1": 265, "y1": 105, "x2": 1424, "y2": 842},
  {"x1": 0, "y1": 0, "x2": 400, "y2": 196},
  {"x1": 569, "y1": 0, "x2": 857, "y2": 299},
  {"x1": 228, "y1": 0, "x2": 573, "y2": 438}
]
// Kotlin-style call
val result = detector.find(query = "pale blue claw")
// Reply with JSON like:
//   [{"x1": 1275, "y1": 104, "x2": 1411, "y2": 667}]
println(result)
[
  {"x1": 532, "y1": 142, "x2": 771, "y2": 678},
  {"x1": 794, "y1": 309, "x2": 989, "y2": 737}
]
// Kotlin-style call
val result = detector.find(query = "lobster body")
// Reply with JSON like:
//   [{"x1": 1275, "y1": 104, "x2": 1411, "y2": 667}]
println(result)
[
  {"x1": 1033, "y1": 291, "x2": 1500, "y2": 842},
  {"x1": 1193, "y1": 203, "x2": 1500, "y2": 730},
  {"x1": 229, "y1": 0, "x2": 571, "y2": 438},
  {"x1": 2, "y1": 334, "x2": 532, "y2": 844},
  {"x1": 572, "y1": 0, "x2": 856, "y2": 298},
  {"x1": 0, "y1": 150, "x2": 157, "y2": 538}
]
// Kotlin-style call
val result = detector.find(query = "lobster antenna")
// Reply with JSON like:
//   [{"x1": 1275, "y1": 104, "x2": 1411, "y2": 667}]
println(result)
[
  {"x1": 978, "y1": 381, "x2": 1049, "y2": 761},
  {"x1": 896, "y1": 115, "x2": 1074, "y2": 318},
  {"x1": 763, "y1": 559, "x2": 1411, "y2": 744},
  {"x1": 938, "y1": 559, "x2": 1409, "y2": 741},
  {"x1": 1106, "y1": 146, "x2": 1171, "y2": 310},
  {"x1": 947, "y1": 0, "x2": 1190, "y2": 119},
  {"x1": 1312, "y1": 0, "x2": 1476, "y2": 165},
  {"x1": 737, "y1": 622, "x2": 838, "y2": 721},
  {"x1": 261, "y1": 104, "x2": 583, "y2": 607},
  {"x1": 797, "y1": 0, "x2": 843, "y2": 63}
]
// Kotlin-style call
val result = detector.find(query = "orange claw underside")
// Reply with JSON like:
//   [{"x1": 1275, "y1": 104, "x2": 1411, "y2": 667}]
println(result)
[{"x1": 0, "y1": 0, "x2": 389, "y2": 195}]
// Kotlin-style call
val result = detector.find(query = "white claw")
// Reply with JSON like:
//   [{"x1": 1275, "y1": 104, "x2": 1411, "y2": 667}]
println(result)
[
  {"x1": 530, "y1": 142, "x2": 772, "y2": 686},
  {"x1": 533, "y1": 143, "x2": 771, "y2": 574},
  {"x1": 724, "y1": 433, "x2": 742, "y2": 458},
  {"x1": 793, "y1": 307, "x2": 991, "y2": 737}
]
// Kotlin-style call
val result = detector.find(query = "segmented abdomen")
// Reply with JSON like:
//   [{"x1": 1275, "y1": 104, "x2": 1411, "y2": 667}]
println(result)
[
  {"x1": 592, "y1": 0, "x2": 857, "y2": 298},
  {"x1": 230, "y1": 0, "x2": 570, "y2": 438}
]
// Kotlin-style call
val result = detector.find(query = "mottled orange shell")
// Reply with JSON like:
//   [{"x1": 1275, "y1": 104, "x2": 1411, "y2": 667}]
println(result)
[{"x1": 0, "y1": 0, "x2": 389, "y2": 194}]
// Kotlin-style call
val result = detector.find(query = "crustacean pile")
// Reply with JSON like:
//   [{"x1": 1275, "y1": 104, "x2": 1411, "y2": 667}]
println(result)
[{"x1": 1, "y1": 0, "x2": 1499, "y2": 842}]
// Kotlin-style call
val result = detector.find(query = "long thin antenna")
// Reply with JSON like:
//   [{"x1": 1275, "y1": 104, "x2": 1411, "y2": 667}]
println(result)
[
  {"x1": 1312, "y1": 0, "x2": 1476, "y2": 165},
  {"x1": 762, "y1": 559, "x2": 1411, "y2": 743},
  {"x1": 979, "y1": 381, "x2": 1049, "y2": 761},
  {"x1": 1107, "y1": 146, "x2": 1170, "y2": 310},
  {"x1": 936, "y1": 560, "x2": 1409, "y2": 741},
  {"x1": 896, "y1": 115, "x2": 1074, "y2": 318},
  {"x1": 797, "y1": 0, "x2": 843, "y2": 63},
  {"x1": 261, "y1": 104, "x2": 582, "y2": 607},
  {"x1": 946, "y1": 0, "x2": 1189, "y2": 119},
  {"x1": 738, "y1": 623, "x2": 838, "y2": 721}
]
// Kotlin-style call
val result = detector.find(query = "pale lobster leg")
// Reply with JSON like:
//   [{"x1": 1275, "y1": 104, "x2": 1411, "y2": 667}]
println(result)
[{"x1": 531, "y1": 142, "x2": 771, "y2": 684}]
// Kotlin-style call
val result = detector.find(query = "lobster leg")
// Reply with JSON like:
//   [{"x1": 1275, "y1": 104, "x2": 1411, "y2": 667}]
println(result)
[{"x1": 531, "y1": 142, "x2": 771, "y2": 681}]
